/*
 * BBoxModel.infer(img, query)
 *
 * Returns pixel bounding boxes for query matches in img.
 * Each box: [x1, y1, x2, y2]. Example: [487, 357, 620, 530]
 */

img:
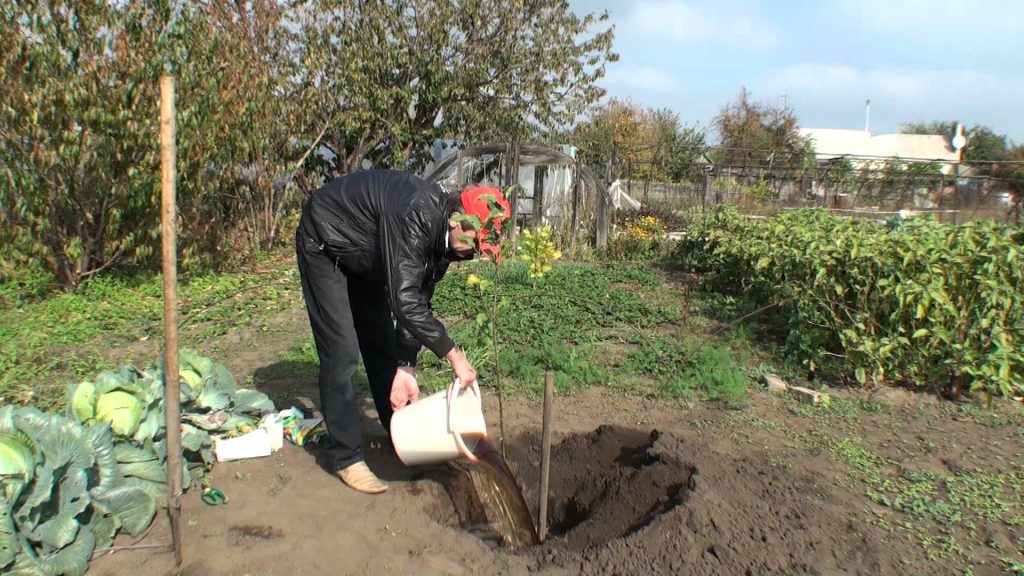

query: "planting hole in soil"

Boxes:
[428, 425, 695, 557]
[536, 425, 695, 551]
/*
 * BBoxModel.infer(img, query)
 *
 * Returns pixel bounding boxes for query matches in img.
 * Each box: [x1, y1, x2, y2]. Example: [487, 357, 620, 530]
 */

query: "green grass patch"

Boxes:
[725, 411, 791, 434]
[417, 260, 702, 399]
[255, 338, 321, 384]
[622, 337, 749, 408]
[4, 256, 759, 411]
[941, 403, 1024, 428]
[783, 393, 885, 423]
[0, 263, 301, 408]
[830, 436, 1024, 564]
[425, 260, 752, 407]
[250, 338, 374, 405]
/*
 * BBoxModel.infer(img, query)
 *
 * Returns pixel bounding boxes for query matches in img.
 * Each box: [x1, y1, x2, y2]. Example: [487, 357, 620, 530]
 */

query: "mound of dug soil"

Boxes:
[498, 425, 905, 575]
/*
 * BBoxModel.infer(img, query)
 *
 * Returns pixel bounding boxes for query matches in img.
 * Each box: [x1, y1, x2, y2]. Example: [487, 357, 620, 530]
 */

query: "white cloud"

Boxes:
[602, 65, 678, 91]
[836, 0, 1024, 45]
[622, 0, 778, 48]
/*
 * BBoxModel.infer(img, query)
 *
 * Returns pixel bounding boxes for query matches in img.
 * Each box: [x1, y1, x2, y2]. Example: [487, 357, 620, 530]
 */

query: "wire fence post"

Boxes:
[570, 156, 581, 253]
[508, 142, 521, 242]
[596, 141, 615, 251]
[532, 164, 546, 229]
[626, 157, 632, 199]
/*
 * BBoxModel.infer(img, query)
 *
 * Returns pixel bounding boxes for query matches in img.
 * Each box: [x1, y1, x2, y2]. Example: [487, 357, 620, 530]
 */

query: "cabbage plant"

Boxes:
[0, 350, 274, 575]
[66, 349, 275, 493]
[0, 407, 156, 576]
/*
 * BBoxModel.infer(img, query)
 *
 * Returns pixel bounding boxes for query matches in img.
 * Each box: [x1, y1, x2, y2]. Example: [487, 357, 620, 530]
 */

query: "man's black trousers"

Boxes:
[295, 228, 400, 471]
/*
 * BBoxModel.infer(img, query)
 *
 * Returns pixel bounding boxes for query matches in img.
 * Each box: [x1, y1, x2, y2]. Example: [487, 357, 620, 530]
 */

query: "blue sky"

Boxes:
[569, 0, 1024, 143]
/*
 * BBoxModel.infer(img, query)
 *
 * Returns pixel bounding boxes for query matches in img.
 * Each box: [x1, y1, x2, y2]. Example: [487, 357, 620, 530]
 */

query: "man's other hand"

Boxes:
[446, 347, 477, 390]
[390, 366, 420, 411]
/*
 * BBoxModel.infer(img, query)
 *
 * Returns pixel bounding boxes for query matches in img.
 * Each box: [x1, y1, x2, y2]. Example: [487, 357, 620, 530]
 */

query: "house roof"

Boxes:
[798, 129, 872, 160]
[799, 128, 959, 163]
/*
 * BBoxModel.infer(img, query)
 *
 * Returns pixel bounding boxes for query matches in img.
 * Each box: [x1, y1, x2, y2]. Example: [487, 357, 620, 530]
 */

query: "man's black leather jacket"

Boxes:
[299, 169, 456, 363]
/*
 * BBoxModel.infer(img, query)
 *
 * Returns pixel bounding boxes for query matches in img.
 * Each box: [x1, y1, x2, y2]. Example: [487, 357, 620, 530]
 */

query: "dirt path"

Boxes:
[87, 373, 1023, 576]
[85, 299, 1024, 576]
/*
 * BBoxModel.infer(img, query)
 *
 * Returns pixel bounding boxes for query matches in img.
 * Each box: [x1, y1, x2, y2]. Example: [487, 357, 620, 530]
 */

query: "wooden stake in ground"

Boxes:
[539, 370, 554, 542]
[159, 73, 184, 567]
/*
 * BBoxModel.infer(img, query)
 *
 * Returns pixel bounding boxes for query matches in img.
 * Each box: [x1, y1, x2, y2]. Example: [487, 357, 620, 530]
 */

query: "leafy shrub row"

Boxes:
[674, 207, 1024, 400]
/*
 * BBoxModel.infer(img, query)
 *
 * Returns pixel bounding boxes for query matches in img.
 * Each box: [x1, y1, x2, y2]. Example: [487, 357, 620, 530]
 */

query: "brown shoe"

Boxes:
[336, 461, 388, 494]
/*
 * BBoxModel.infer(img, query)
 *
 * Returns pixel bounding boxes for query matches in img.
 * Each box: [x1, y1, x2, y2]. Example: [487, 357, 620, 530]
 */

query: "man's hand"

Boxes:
[390, 366, 420, 411]
[446, 347, 477, 390]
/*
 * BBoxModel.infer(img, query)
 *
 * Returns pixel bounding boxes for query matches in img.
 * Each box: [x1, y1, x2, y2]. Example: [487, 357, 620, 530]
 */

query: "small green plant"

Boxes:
[830, 437, 882, 475]
[1002, 558, 1024, 574]
[451, 188, 520, 444]
[726, 412, 790, 433]
[744, 174, 775, 200]
[920, 534, 963, 561]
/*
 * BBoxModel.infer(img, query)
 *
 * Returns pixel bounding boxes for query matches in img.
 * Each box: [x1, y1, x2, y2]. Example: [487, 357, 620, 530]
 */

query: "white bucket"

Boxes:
[390, 378, 487, 466]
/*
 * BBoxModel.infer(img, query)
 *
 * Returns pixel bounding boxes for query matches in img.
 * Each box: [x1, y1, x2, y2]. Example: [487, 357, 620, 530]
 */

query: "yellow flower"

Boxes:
[518, 225, 561, 280]
[467, 273, 481, 286]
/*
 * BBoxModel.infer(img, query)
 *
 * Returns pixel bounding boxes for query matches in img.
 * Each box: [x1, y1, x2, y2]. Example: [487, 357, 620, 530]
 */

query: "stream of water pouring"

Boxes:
[464, 435, 540, 548]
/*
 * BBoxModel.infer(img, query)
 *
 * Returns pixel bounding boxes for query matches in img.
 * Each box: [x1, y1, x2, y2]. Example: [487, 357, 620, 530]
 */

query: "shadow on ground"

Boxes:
[252, 358, 370, 404]
[251, 358, 415, 485]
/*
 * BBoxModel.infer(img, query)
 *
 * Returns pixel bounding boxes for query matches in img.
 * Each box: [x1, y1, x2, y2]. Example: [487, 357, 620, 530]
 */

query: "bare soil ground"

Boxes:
[87, 308, 1024, 576]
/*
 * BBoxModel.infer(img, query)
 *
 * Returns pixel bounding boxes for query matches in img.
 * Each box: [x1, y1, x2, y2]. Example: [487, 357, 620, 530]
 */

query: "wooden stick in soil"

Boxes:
[490, 261, 506, 457]
[159, 73, 184, 567]
[539, 370, 554, 542]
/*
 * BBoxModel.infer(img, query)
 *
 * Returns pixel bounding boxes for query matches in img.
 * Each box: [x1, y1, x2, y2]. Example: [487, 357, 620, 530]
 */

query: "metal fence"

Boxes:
[425, 142, 1023, 253]
[621, 162, 1023, 225]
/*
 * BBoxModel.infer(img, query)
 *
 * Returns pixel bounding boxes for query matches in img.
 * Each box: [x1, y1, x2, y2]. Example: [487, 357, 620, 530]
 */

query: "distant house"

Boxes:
[798, 128, 961, 175]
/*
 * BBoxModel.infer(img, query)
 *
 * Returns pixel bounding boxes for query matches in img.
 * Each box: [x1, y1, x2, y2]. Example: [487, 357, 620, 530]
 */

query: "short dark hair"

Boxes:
[447, 185, 477, 232]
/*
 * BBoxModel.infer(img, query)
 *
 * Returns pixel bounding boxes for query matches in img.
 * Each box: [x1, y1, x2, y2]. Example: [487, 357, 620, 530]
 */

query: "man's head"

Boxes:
[448, 185, 511, 260]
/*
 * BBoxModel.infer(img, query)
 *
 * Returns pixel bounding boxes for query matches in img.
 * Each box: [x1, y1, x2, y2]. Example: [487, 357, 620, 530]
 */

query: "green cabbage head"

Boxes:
[68, 381, 97, 424]
[94, 391, 144, 437]
[0, 434, 33, 481]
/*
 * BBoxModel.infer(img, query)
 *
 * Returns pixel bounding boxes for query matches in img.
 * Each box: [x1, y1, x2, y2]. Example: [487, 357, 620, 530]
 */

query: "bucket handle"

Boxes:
[447, 378, 481, 463]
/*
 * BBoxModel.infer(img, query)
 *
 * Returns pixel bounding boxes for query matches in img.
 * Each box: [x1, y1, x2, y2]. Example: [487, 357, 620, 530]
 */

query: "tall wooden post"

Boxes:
[538, 371, 554, 542]
[159, 74, 184, 567]
[500, 142, 514, 246]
